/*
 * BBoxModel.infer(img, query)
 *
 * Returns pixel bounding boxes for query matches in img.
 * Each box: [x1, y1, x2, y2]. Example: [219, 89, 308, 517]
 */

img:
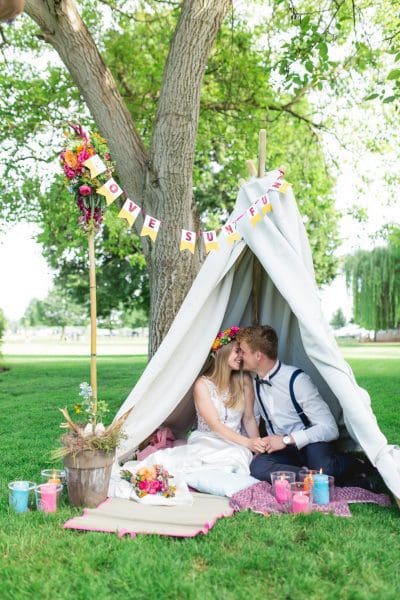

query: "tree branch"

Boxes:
[24, 0, 148, 202]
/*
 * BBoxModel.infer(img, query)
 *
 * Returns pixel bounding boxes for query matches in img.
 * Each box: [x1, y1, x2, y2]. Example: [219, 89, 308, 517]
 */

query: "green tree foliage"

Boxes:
[330, 307, 346, 329]
[1, 1, 394, 324]
[0, 308, 6, 352]
[344, 234, 400, 331]
[22, 287, 88, 335]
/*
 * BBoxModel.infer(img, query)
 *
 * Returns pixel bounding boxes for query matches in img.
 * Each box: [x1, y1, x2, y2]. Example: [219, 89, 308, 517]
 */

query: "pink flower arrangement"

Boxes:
[211, 325, 240, 353]
[60, 123, 115, 232]
[121, 464, 176, 499]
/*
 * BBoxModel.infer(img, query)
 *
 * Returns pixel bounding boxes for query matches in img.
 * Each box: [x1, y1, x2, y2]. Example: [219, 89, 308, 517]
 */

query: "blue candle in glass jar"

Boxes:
[9, 481, 30, 513]
[313, 473, 329, 505]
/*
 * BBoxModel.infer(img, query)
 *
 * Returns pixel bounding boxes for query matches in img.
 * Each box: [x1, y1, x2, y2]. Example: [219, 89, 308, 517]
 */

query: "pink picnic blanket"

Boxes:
[229, 481, 392, 517]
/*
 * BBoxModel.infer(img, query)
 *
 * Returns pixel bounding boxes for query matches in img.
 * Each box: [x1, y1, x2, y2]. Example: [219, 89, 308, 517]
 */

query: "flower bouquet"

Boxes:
[60, 123, 114, 233]
[117, 462, 193, 505]
[121, 465, 177, 499]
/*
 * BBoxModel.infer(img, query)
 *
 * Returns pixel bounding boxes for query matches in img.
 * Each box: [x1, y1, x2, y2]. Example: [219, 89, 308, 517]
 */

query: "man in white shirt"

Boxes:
[237, 325, 375, 487]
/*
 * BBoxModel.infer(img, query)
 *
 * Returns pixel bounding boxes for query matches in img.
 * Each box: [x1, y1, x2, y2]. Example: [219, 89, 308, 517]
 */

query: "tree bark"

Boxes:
[24, 0, 231, 356]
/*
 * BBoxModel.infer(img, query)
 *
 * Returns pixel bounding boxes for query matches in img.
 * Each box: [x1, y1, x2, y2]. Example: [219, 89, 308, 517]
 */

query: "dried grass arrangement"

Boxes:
[52, 407, 130, 460]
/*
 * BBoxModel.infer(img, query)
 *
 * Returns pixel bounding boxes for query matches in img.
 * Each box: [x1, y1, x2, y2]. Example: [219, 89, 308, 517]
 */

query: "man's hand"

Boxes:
[247, 437, 267, 454]
[261, 435, 286, 454]
[0, 0, 25, 23]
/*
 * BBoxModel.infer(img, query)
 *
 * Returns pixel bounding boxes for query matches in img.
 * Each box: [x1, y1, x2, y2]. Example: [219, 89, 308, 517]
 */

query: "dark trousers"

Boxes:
[250, 442, 363, 484]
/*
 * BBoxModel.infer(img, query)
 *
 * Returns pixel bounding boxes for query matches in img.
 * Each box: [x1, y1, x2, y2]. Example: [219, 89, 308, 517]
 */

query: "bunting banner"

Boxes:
[83, 154, 107, 178]
[140, 214, 161, 242]
[118, 198, 141, 228]
[180, 229, 196, 254]
[222, 222, 241, 244]
[97, 178, 123, 206]
[247, 205, 262, 226]
[203, 230, 219, 253]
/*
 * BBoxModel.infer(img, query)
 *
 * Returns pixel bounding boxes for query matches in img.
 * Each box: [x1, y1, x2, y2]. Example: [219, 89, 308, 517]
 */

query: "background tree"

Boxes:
[330, 307, 346, 329]
[0, 308, 6, 354]
[22, 287, 88, 338]
[344, 229, 400, 337]
[1, 1, 396, 354]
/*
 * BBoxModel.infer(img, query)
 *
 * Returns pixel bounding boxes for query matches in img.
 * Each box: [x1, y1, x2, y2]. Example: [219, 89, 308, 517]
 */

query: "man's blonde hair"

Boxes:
[237, 325, 278, 359]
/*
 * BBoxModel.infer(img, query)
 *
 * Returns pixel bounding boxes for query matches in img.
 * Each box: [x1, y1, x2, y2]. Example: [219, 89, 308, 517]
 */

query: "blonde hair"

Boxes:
[201, 341, 244, 409]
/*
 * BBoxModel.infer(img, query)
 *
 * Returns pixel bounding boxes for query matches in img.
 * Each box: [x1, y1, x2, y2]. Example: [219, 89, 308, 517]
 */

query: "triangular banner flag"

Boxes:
[180, 230, 196, 254]
[83, 154, 107, 178]
[97, 178, 123, 206]
[247, 205, 262, 226]
[140, 214, 161, 242]
[118, 198, 141, 227]
[203, 230, 219, 253]
[258, 193, 272, 215]
[222, 222, 241, 244]
[278, 181, 291, 194]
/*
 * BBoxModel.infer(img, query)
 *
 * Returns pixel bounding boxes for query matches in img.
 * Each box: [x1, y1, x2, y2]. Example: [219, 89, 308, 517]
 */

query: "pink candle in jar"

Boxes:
[40, 483, 57, 513]
[292, 492, 310, 514]
[274, 477, 290, 503]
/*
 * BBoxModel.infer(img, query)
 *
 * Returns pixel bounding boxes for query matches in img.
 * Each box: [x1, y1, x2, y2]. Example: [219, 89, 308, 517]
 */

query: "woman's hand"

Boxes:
[246, 437, 266, 454]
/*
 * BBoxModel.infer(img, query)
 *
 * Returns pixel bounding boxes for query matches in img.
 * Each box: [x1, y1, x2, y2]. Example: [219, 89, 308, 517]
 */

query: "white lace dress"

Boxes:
[109, 378, 253, 499]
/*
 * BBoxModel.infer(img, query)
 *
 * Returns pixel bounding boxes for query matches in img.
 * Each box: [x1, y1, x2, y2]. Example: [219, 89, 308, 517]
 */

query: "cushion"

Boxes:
[185, 469, 259, 498]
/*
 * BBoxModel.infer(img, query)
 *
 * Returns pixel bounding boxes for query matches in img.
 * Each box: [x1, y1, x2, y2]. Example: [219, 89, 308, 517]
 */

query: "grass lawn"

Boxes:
[0, 350, 399, 600]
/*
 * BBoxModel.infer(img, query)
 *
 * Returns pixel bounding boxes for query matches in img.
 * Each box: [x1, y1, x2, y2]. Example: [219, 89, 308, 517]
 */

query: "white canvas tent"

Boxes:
[115, 169, 400, 501]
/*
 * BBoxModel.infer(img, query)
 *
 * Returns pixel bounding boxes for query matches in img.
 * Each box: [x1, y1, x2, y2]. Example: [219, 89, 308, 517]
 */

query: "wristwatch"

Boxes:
[282, 435, 292, 446]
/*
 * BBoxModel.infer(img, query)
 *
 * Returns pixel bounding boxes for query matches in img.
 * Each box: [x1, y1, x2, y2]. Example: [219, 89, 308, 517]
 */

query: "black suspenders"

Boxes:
[255, 368, 312, 434]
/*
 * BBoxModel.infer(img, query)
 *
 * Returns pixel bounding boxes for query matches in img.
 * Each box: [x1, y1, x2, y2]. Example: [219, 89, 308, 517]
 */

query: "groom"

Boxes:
[237, 325, 376, 488]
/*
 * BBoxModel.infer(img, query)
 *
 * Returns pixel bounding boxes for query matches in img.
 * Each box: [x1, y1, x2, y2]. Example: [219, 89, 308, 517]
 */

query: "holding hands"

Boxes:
[261, 435, 288, 454]
[247, 437, 267, 454]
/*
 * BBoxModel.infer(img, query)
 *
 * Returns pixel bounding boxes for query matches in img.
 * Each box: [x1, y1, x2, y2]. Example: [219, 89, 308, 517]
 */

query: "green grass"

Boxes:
[1, 353, 400, 600]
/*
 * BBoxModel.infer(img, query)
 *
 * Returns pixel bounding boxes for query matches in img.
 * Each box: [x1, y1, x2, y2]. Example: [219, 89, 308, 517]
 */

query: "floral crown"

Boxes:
[211, 326, 240, 355]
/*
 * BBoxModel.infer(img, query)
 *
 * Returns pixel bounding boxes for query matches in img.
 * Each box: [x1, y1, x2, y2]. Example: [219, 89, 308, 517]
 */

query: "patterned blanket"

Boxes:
[229, 482, 392, 517]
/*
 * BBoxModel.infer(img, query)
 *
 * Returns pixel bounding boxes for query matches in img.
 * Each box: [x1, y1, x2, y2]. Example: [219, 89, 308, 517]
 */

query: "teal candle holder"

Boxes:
[8, 481, 36, 514]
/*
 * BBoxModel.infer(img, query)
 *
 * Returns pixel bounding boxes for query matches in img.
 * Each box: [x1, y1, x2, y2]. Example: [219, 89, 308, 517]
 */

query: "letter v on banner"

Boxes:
[118, 198, 141, 227]
[203, 230, 219, 253]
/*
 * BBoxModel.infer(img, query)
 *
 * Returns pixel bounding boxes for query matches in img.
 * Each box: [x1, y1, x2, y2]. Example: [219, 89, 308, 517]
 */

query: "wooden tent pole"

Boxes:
[88, 231, 98, 410]
[251, 129, 267, 325]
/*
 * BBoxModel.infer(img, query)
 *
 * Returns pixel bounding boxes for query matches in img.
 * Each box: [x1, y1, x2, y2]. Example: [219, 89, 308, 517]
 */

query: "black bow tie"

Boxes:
[255, 375, 272, 386]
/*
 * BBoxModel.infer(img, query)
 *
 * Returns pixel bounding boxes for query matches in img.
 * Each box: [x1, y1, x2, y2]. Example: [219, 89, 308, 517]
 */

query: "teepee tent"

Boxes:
[115, 164, 400, 502]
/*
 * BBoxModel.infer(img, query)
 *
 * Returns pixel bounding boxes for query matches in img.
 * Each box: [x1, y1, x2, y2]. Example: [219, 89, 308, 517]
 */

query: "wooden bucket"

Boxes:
[64, 450, 115, 508]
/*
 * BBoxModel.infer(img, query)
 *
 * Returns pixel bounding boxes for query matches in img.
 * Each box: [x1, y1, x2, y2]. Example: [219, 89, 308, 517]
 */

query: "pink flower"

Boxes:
[79, 184, 92, 196]
[139, 480, 150, 491]
[149, 480, 161, 495]
[104, 153, 110, 160]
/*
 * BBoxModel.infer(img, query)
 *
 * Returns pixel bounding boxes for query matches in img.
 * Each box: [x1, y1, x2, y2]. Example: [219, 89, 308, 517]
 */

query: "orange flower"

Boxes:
[137, 466, 157, 481]
[63, 149, 79, 169]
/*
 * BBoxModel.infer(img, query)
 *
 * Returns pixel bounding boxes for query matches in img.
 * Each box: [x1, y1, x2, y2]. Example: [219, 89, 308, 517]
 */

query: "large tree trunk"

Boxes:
[25, 0, 230, 356]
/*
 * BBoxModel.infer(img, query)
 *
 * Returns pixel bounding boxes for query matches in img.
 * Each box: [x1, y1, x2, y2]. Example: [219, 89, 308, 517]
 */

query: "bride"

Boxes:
[109, 326, 266, 499]
[188, 325, 266, 473]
